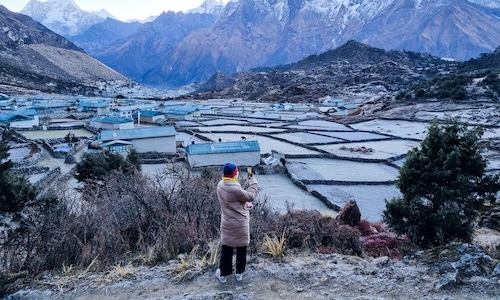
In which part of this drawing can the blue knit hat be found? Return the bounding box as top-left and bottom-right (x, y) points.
(222, 162), (238, 177)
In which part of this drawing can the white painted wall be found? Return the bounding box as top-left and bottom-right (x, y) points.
(132, 136), (176, 153)
(187, 151), (260, 168)
(89, 121), (134, 130)
(10, 118), (39, 128)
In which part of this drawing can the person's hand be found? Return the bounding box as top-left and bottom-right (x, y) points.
(246, 202), (254, 209)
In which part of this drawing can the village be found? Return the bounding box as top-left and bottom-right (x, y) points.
(1, 93), (499, 221)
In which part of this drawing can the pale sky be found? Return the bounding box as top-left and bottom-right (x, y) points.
(0, 0), (229, 21)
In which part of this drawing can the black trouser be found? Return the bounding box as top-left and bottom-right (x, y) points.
(219, 245), (247, 276)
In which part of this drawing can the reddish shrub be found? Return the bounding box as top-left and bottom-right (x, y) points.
(361, 232), (413, 259)
(358, 219), (386, 236)
(271, 210), (362, 255)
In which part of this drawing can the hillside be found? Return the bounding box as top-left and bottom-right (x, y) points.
(110, 0), (499, 88)
(0, 6), (128, 95)
(191, 40), (451, 103)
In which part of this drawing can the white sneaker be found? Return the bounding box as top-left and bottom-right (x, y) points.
(235, 273), (243, 282)
(215, 269), (227, 283)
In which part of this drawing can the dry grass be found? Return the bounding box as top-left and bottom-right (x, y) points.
(41, 256), (99, 292)
(474, 228), (500, 259)
(172, 242), (220, 283)
(103, 262), (136, 283)
(262, 230), (287, 258)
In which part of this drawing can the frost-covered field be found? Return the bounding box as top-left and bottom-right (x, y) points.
(200, 119), (250, 126)
(315, 140), (421, 160)
(175, 132), (207, 145)
(229, 118), (286, 125)
(194, 125), (285, 133)
(350, 120), (429, 140)
(256, 174), (335, 215)
(391, 158), (407, 168)
(286, 120), (353, 131)
(483, 127), (500, 139)
(20, 129), (95, 139)
(271, 132), (343, 144)
(7, 147), (30, 162)
(311, 131), (390, 141)
(196, 133), (321, 155)
(307, 184), (402, 222)
(174, 121), (201, 127)
(414, 107), (500, 125)
(138, 165), (333, 215)
(288, 158), (399, 182)
(484, 151), (500, 170)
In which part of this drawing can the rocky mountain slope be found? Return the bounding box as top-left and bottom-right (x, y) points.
(71, 18), (143, 57)
(17, 0), (499, 89)
(0, 6), (128, 95)
(85, 0), (499, 89)
(190, 40), (452, 103)
(93, 11), (219, 85)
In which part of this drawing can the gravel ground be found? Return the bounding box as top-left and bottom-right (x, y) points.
(6, 250), (499, 300)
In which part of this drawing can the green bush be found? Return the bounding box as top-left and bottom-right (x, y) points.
(74, 149), (141, 183)
(0, 135), (36, 213)
(383, 120), (500, 247)
(415, 88), (426, 98)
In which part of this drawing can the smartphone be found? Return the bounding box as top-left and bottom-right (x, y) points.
(247, 166), (253, 176)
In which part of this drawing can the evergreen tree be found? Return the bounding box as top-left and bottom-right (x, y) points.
(0, 136), (36, 213)
(383, 120), (500, 247)
(126, 148), (142, 172)
(74, 150), (142, 183)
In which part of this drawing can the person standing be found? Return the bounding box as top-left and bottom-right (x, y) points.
(215, 162), (258, 283)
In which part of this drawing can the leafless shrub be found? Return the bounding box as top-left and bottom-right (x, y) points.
(3, 162), (407, 283)
(1, 164), (278, 277)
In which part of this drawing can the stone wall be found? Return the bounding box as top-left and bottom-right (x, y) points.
(139, 151), (184, 164)
(33, 167), (61, 192)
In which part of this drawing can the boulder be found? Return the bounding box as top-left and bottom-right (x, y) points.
(337, 200), (361, 227)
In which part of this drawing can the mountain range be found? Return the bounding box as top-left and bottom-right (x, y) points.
(20, 0), (115, 37)
(0, 5), (128, 94)
(18, 0), (500, 89)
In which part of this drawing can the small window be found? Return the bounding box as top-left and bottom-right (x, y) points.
(110, 145), (127, 153)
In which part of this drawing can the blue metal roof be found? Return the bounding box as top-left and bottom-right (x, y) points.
(340, 104), (358, 109)
(80, 100), (109, 108)
(135, 110), (163, 117)
(324, 99), (344, 103)
(185, 140), (260, 155)
(166, 107), (199, 115)
(30, 102), (69, 109)
(91, 116), (134, 124)
(12, 109), (38, 116)
(0, 113), (32, 123)
(100, 126), (177, 141)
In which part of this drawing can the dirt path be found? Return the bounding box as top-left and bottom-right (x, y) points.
(8, 252), (499, 300)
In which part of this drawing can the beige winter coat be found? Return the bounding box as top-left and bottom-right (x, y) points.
(217, 177), (258, 247)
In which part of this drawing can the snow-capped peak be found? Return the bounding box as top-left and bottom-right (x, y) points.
(20, 0), (107, 37)
(91, 9), (116, 20)
(187, 0), (226, 15)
